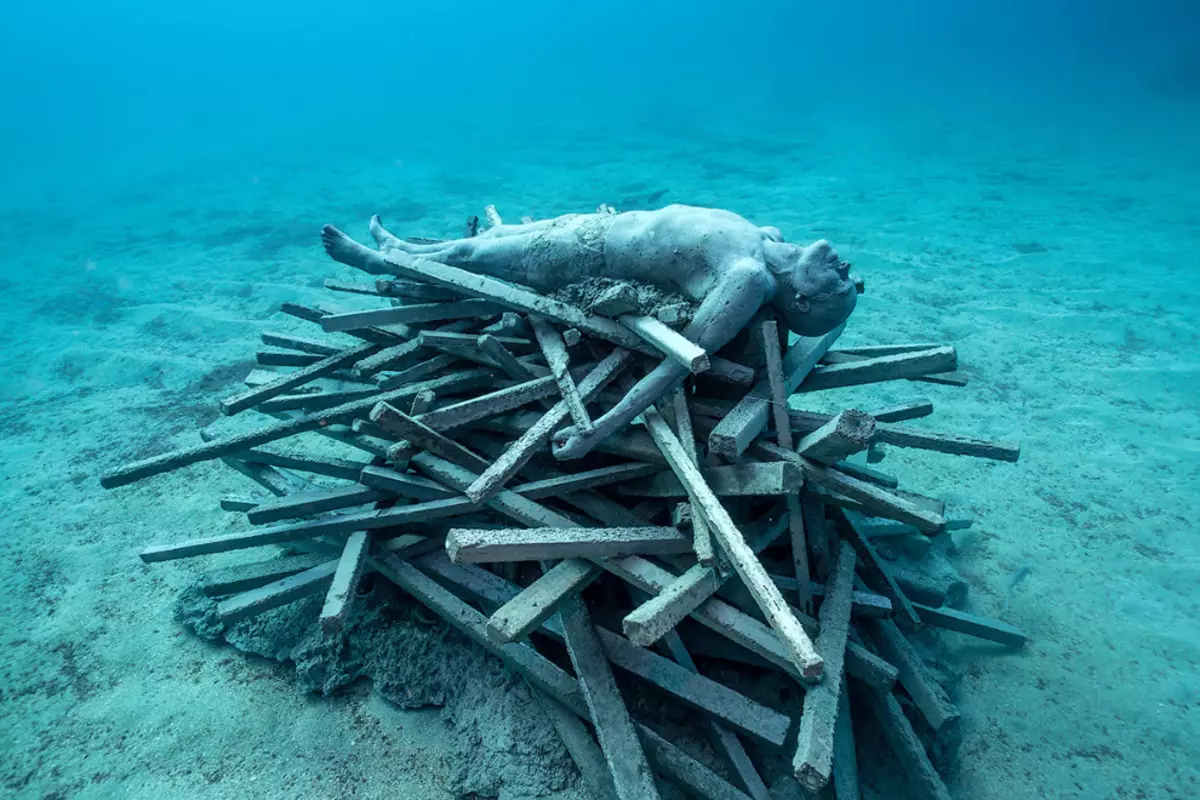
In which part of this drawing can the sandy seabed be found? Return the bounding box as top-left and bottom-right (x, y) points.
(1, 95), (1197, 799)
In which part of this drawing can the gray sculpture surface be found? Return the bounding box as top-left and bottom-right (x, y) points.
(321, 204), (857, 459)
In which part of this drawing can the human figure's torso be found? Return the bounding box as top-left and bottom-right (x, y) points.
(519, 205), (768, 301)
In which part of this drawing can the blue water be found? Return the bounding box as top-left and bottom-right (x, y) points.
(1, 2), (1198, 798)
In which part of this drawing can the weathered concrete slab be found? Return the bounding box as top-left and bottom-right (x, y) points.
(796, 409), (876, 465)
(200, 554), (330, 597)
(708, 325), (844, 458)
(798, 346), (957, 393)
(644, 408), (823, 682)
(319, 530), (371, 632)
(216, 560), (338, 623)
(557, 597), (661, 800)
(485, 560), (603, 644)
(448, 526), (691, 563)
(320, 299), (503, 331)
(465, 349), (631, 503)
(833, 508), (923, 632)
(619, 314), (710, 373)
(619, 461), (803, 498)
(247, 485), (388, 525)
(102, 370), (491, 488)
(221, 342), (381, 416)
(793, 541), (857, 791)
(530, 314), (594, 433)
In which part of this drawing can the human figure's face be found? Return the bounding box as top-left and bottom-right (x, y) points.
(771, 240), (858, 336)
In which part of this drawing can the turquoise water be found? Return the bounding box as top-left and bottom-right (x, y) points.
(1, 2), (1198, 798)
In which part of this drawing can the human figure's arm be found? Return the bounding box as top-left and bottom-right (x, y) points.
(551, 259), (775, 459)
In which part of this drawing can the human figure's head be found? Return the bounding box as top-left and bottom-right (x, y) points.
(764, 239), (858, 336)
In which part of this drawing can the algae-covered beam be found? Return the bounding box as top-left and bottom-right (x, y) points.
(235, 449), (368, 482)
(860, 685), (953, 800)
(281, 300), (404, 343)
(797, 346), (957, 393)
(260, 331), (342, 356)
(643, 407), (823, 681)
(604, 554), (896, 691)
(324, 278), (381, 297)
(621, 563), (719, 646)
(477, 333), (538, 382)
(708, 325), (844, 458)
(359, 466), (457, 501)
(911, 603), (1028, 647)
(529, 314), (594, 433)
(766, 574), (892, 619)
(318, 530), (371, 633)
(869, 399), (934, 423)
(466, 348), (631, 503)
(755, 442), (945, 534)
(557, 597), (662, 800)
(828, 343), (944, 357)
(424, 552), (789, 750)
(447, 526), (691, 563)
(256, 388), (381, 413)
(102, 368), (492, 488)
(200, 554), (330, 597)
(247, 484), (388, 525)
(320, 299), (503, 331)
(873, 423), (1021, 462)
(375, 278), (461, 302)
(619, 314), (710, 373)
(795, 409), (876, 465)
(355, 246), (660, 356)
(792, 541), (856, 791)
(141, 493), (478, 562)
(621, 512), (787, 647)
(832, 690), (860, 800)
(370, 402), (491, 472)
(831, 508), (922, 631)
(531, 689), (619, 800)
(257, 351), (323, 368)
(668, 387), (714, 565)
(419, 329), (535, 355)
(864, 617), (962, 735)
(618, 461), (803, 498)
(486, 560), (604, 645)
(216, 560), (338, 623)
(655, 628), (772, 799)
(415, 374), (562, 432)
(353, 339), (423, 379)
(761, 317), (814, 616)
(506, 463), (661, 499)
(376, 353), (461, 390)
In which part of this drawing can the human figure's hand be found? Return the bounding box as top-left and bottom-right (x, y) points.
(551, 425), (594, 460)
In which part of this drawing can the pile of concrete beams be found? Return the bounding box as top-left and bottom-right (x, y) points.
(101, 214), (1026, 800)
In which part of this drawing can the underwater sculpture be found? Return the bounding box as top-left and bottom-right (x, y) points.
(101, 198), (1027, 799)
(321, 203), (858, 459)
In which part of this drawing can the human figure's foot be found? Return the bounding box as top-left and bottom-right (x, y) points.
(321, 225), (381, 273)
(369, 215), (405, 250)
(485, 204), (503, 229)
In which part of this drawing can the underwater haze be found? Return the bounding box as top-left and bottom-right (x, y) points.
(1, 0), (1198, 798)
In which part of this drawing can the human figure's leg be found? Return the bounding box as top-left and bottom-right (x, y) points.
(325, 225), (532, 285)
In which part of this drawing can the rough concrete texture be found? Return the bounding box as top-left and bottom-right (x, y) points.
(176, 574), (581, 800)
(551, 277), (695, 326)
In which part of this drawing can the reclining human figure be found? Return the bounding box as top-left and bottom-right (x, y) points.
(321, 204), (857, 459)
